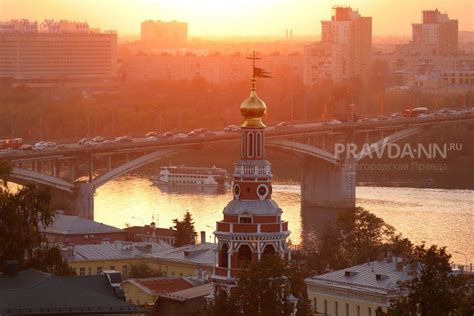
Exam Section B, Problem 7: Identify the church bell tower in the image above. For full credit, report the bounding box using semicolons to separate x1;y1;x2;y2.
212;54;291;291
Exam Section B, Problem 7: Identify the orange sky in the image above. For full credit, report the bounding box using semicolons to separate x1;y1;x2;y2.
1;0;473;37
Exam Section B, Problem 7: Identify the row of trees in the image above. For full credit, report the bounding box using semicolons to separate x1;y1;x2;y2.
2;66;472;141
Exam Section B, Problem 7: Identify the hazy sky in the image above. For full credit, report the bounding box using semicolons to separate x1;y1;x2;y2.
1;0;473;37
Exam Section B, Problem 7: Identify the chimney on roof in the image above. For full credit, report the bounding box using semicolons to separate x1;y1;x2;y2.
200;231;206;244
377;252;384;262
145;243;152;253
150;221;156;229
5;260;18;277
396;261;403;272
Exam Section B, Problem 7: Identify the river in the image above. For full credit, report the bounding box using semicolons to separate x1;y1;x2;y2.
94;175;473;264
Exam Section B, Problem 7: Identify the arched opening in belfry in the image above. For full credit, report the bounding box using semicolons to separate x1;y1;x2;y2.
219;243;229;268
238;245;252;268
262;244;276;257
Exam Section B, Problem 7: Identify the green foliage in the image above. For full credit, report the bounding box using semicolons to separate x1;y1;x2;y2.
25;246;75;276
0;166;72;275
172;211;197;247
129;262;163;278
321;207;396;269
209;255;312;316
295;207;413;275
386;244;474;316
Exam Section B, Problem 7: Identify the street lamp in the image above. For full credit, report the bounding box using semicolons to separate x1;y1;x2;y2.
454;251;468;267
205;225;216;244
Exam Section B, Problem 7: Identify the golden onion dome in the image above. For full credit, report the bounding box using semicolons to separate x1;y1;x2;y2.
240;78;266;128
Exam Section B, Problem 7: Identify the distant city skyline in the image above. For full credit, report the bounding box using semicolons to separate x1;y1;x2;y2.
1;0;473;38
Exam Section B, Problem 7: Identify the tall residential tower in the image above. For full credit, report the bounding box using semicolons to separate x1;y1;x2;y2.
304;7;372;85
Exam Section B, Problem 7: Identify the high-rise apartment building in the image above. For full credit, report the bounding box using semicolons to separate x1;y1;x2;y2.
141;20;187;43
0;19;117;87
411;9;458;55
304;7;372;85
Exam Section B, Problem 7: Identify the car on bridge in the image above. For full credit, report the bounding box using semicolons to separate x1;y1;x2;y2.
162;132;174;138
224;125;240;132
145;132;158;138
275;121;296;131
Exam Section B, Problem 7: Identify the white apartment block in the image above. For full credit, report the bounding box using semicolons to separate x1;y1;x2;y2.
121;54;303;84
0;19;117;88
304;7;372;85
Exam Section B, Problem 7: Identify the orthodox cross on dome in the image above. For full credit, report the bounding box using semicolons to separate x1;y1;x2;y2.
246;51;272;79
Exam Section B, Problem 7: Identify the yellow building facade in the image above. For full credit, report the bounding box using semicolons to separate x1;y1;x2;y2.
305;256;410;316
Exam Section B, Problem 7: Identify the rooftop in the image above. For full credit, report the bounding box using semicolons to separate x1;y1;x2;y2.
40;213;124;235
0;269;141;315
144;242;216;266
159;282;214;301
123;276;197;296
305;256;412;296
64;241;173;262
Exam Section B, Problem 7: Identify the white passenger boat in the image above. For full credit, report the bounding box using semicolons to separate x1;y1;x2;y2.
151;165;228;187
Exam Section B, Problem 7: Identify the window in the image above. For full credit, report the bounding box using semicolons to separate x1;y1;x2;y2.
335;301;339;316
313;298;317;313
239;213;252;223
263;245;276;257
97;266;102;275
88;267;92;275
345;303;349;316
357;305;360;316
256;132;262;157
122;265;128;277
219;243;229;268
368;307;372;316
247;132;254;157
241;133;245;157
324;299;328;314
110;265;115;270
79;267;85;276
237;245;252;268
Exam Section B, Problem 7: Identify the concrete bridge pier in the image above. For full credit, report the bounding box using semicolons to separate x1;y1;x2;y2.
301;157;356;209
74;182;95;220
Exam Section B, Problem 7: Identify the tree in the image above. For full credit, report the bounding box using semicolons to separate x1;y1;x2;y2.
319;207;396;269
210;255;311;316
129;262;163;278
0;161;73;275
386;243;474;316
172;211;197;247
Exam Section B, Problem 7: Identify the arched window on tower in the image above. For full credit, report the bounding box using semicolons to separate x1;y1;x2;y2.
256;132;262;157
247;132;254;158
262;244;276;257
238;245;252;268
219;243;229;268
241;132;246;158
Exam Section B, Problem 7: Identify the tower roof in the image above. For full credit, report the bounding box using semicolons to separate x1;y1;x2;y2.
223;199;282;216
240;78;267;129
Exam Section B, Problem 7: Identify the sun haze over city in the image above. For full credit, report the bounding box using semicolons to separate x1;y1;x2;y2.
1;0;473;38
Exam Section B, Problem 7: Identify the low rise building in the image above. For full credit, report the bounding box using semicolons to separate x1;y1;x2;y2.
63;240;172;278
305;256;411;316
41;213;126;245
124;221;176;245
142;242;215;279
121;276;202;307
0;264;142;315
154;283;214;315
121;53;303;84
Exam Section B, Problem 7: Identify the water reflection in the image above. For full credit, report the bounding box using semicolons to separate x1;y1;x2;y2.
94;176;473;263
